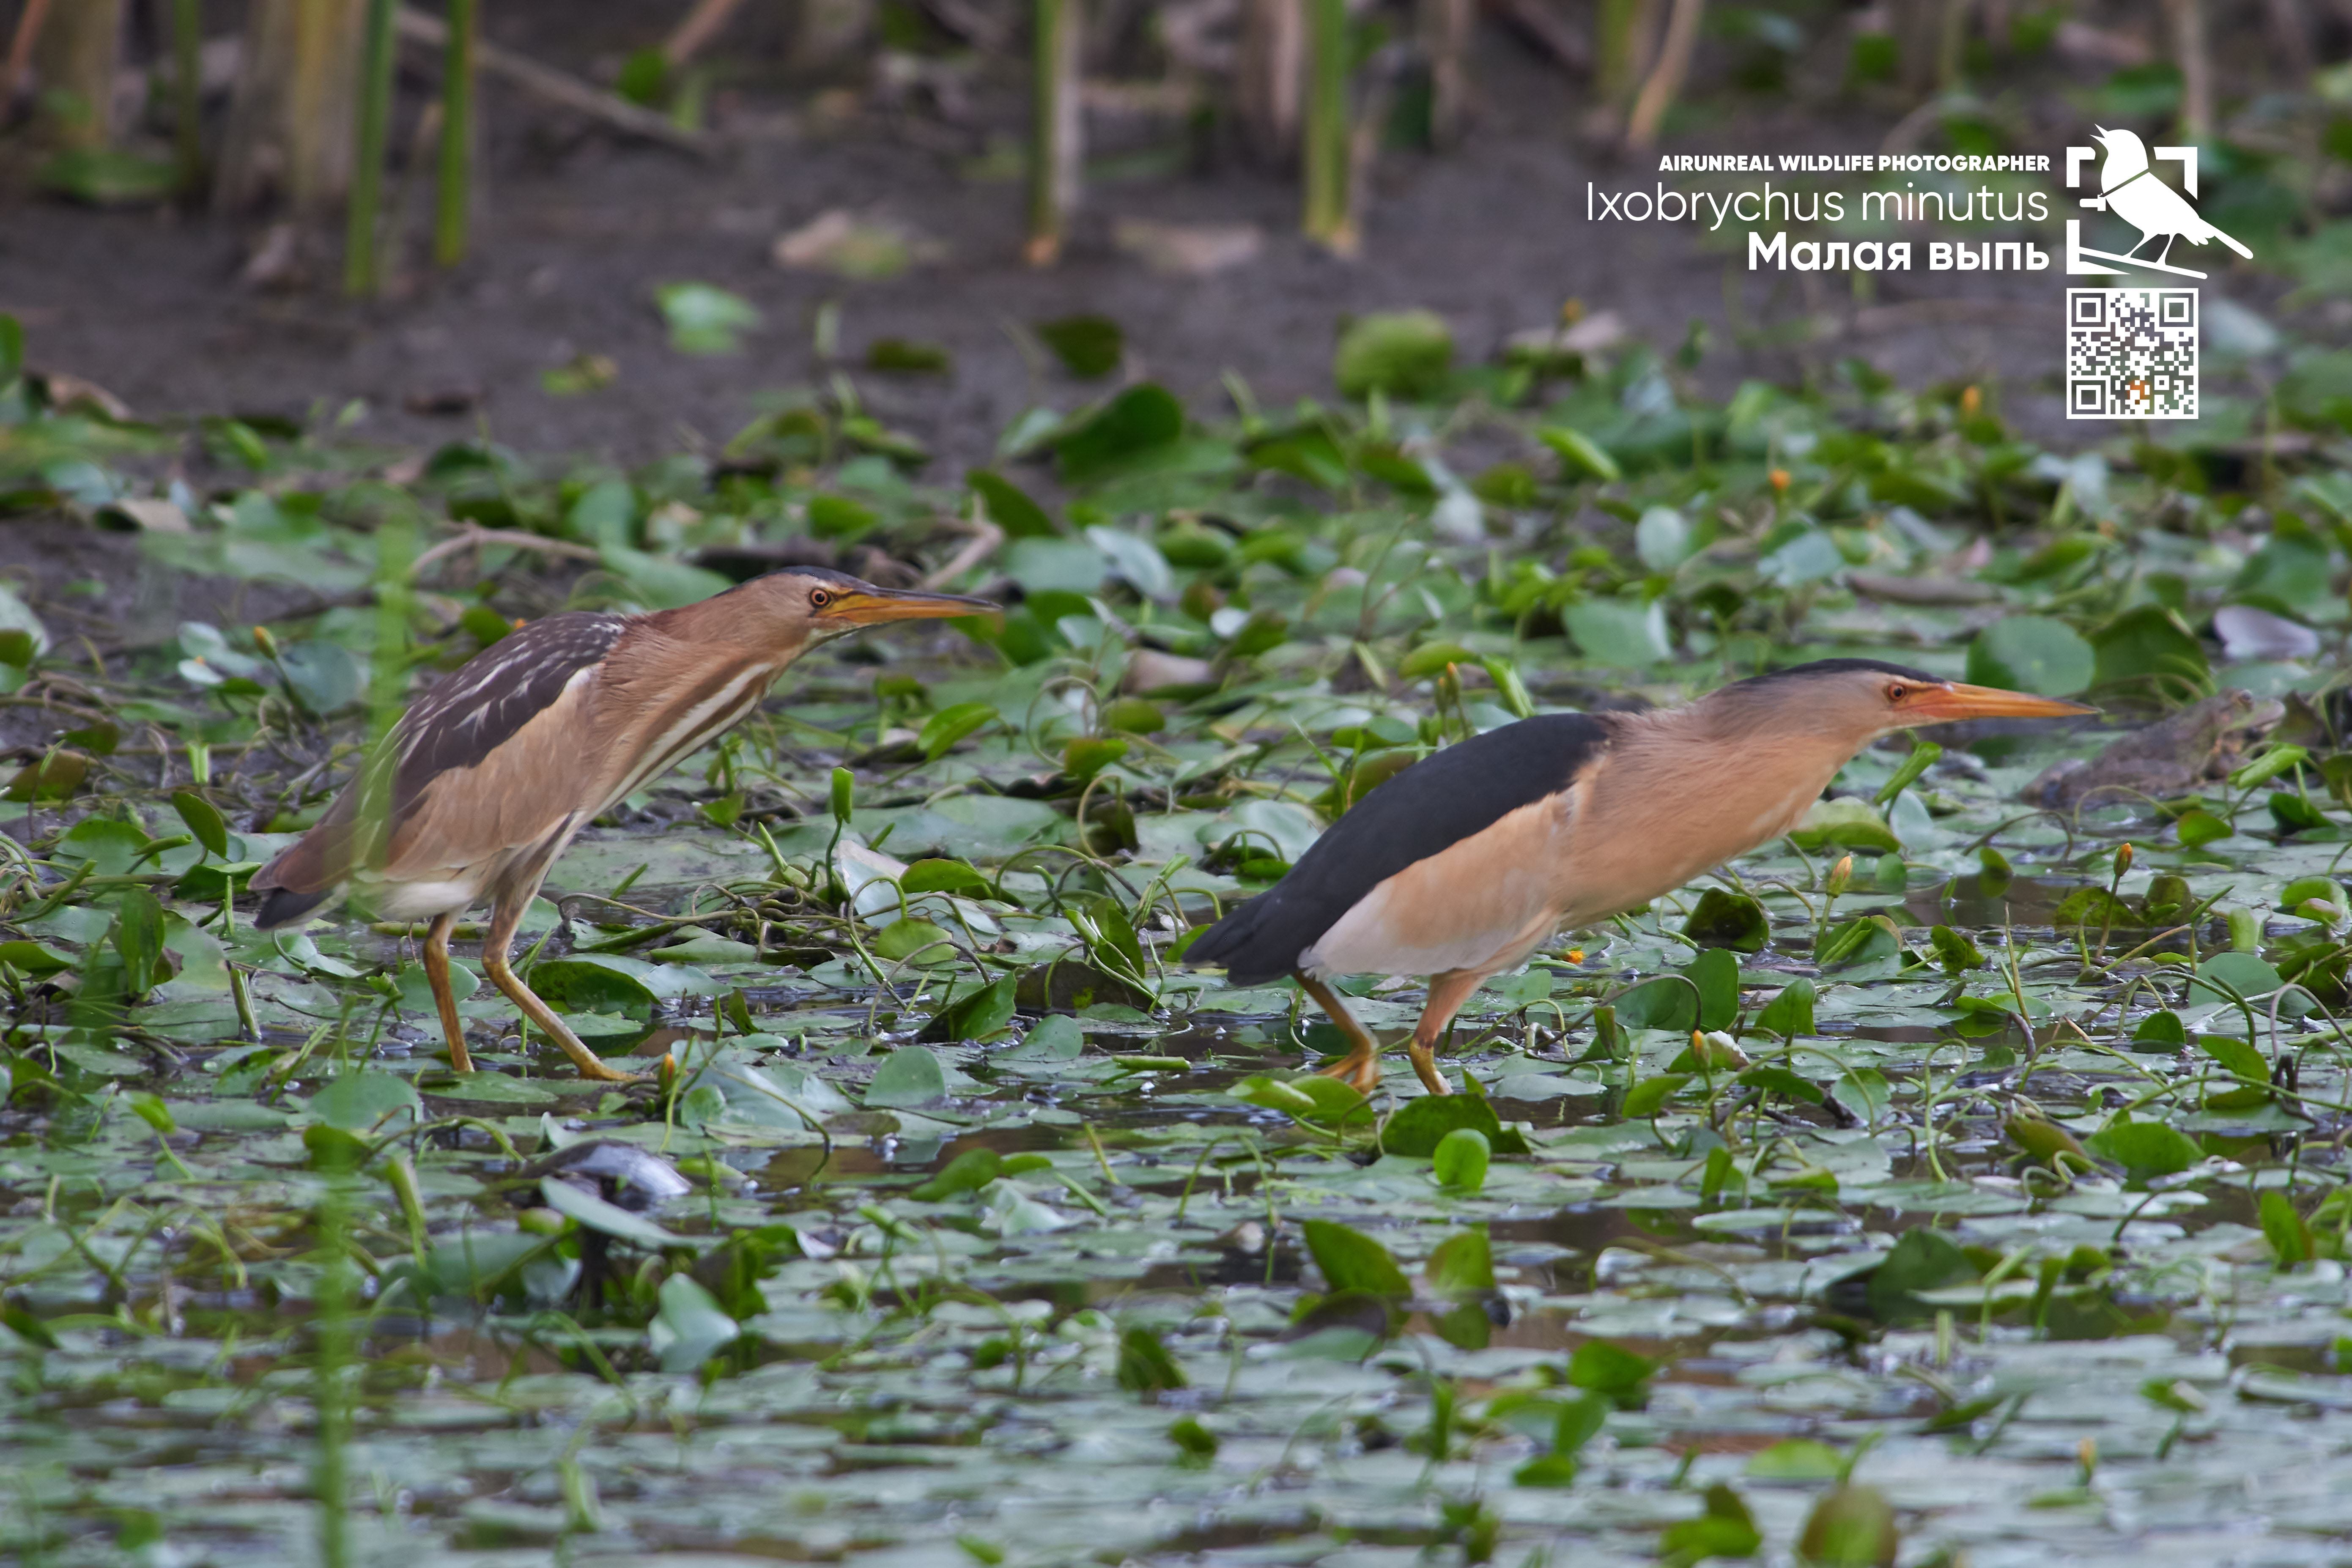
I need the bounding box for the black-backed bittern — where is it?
[1186,659,2093,1094]
[252,567,993,1080]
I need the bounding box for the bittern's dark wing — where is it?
[1187,713,1615,985]
[253,613,629,921]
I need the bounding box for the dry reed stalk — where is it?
[218,0,365,214]
[2160,0,2210,142]
[1623,0,1699,151]
[30,0,122,148]
[1025,0,1082,266]
[1301,0,1349,251]
[1420,0,1473,146]
[1236,0,1301,161]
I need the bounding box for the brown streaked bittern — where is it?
[1186,660,2093,1095]
[252,567,994,1081]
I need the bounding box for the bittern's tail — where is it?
[253,884,336,929]
[1183,899,1291,987]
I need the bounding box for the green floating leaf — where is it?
[1796,1483,1900,1568]
[1755,978,1816,1038]
[968,469,1058,537]
[1562,597,1670,667]
[865,337,952,374]
[1790,798,1901,853]
[112,887,170,995]
[1380,1094,1530,1156]
[1054,384,1184,482]
[1115,1324,1187,1397]
[1621,1074,1692,1118]
[921,972,1018,1043]
[1966,615,2095,697]
[1745,1437,1845,1480]
[1398,640,1478,679]
[911,1148,1002,1201]
[873,918,955,964]
[866,1045,951,1108]
[1036,313,1124,378]
[1333,309,1453,400]
[1615,974,1696,1033]
[1660,1482,1762,1566]
[2090,604,2210,693]
[1538,425,1622,482]
[2175,808,2231,847]
[1432,1128,1491,1192]
[2084,1118,2202,1181]
[1168,1416,1219,1466]
[1929,924,1986,972]
[1682,888,1769,952]
[653,280,763,354]
[1861,1228,1974,1322]
[308,1071,422,1132]
[1566,1340,1655,1406]
[538,1178,684,1248]
[1687,946,1740,1032]
[1301,1218,1411,1296]
[170,789,230,858]
[1425,1227,1494,1293]
[2262,1190,2316,1266]
[649,1274,740,1373]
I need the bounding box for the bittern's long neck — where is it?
[1554,696,1870,922]
[585,616,811,814]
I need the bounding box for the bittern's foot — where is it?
[1317,1050,1382,1095]
[1406,1042,1453,1096]
[546,1035,641,1083]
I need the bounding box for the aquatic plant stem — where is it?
[345,0,397,295]
[314,1173,352,1568]
[170,0,204,192]
[1025,0,1080,265]
[1300,0,1351,253]
[435,0,477,267]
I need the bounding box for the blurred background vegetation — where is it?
[3,0,2346,296]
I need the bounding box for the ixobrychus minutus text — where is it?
[1187,659,2093,1094]
[252,567,993,1080]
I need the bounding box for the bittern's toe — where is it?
[1406,1043,1453,1097]
[1316,1051,1383,1095]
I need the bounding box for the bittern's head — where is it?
[746,567,999,648]
[1713,658,2095,745]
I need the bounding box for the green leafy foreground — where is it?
[8,307,2352,1564]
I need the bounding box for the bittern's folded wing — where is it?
[1186,713,1615,985]
[255,613,628,897]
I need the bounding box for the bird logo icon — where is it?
[2067,128,2251,279]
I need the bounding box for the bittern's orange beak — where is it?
[1903,682,2097,726]
[817,586,1001,626]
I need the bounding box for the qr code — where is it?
[2067,288,2197,420]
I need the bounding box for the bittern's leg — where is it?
[1297,970,1384,1094]
[479,895,639,1083]
[421,910,473,1074]
[1405,969,1491,1097]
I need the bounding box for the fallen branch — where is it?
[662,0,751,63]
[409,525,604,580]
[1480,0,1588,72]
[0,0,53,110]
[393,7,715,157]
[921,518,1004,589]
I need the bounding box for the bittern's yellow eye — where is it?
[809,588,833,609]
[1886,682,1911,703]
